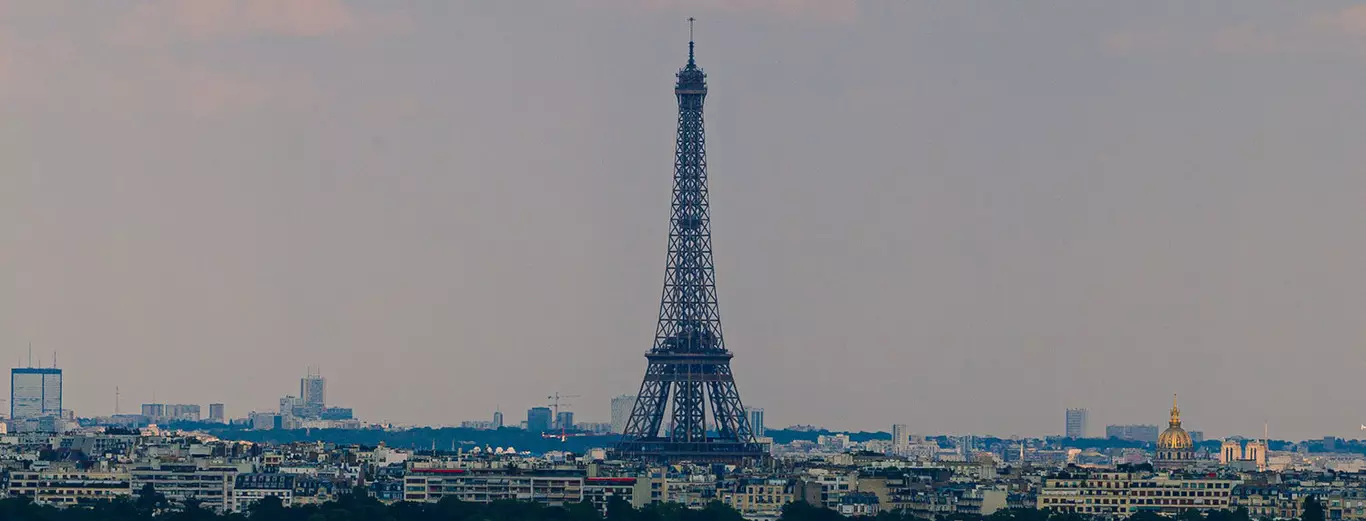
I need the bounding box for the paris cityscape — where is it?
[5,3,1366,521]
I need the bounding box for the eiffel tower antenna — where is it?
[614,29,765,465]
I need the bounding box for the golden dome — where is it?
[1157,394,1193,450]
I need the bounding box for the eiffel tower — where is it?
[613,29,767,465]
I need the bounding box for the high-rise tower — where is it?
[614,31,766,464]
[11,367,61,419]
[301,368,325,409]
[1065,408,1088,438]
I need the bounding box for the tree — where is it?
[986,508,1051,521]
[567,500,604,521]
[1130,512,1167,521]
[135,482,167,514]
[606,498,637,521]
[1046,511,1089,521]
[1303,496,1326,521]
[695,501,744,521]
[1178,509,1206,521]
[435,496,480,521]
[779,501,844,521]
[168,498,218,521]
[249,495,290,521]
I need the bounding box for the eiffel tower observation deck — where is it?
[613,28,768,465]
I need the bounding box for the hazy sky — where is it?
[5,1,1366,440]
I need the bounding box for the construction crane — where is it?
[545,392,581,442]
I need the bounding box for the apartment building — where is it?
[6,468,132,506]
[1233,484,1366,521]
[582,477,642,514]
[231,473,295,513]
[1038,471,1240,517]
[403,468,584,507]
[722,477,798,518]
[131,462,248,512]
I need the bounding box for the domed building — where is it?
[1155,394,1196,469]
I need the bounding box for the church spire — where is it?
[1169,394,1181,427]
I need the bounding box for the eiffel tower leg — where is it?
[670,379,707,443]
[623,361,670,439]
[706,365,752,441]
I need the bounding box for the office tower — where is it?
[493,410,504,429]
[209,403,226,423]
[1106,424,1160,443]
[301,370,325,408]
[892,424,910,449]
[11,368,62,419]
[577,422,612,434]
[615,33,765,465]
[140,403,165,420]
[610,395,636,434]
[166,404,202,421]
[279,396,300,418]
[1065,408,1088,438]
[747,407,765,438]
[556,411,574,431]
[527,407,552,433]
[320,407,352,420]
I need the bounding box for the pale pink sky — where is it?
[5,1,1366,440]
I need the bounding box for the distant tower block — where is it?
[892,424,910,449]
[11,367,62,419]
[301,369,325,408]
[1065,408,1088,438]
[610,395,636,434]
[614,28,765,465]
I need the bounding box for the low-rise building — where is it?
[403,468,584,507]
[231,473,295,513]
[6,468,132,506]
[1038,470,1240,517]
[131,462,247,512]
[723,477,797,518]
[583,477,642,514]
[838,492,881,517]
[798,471,856,510]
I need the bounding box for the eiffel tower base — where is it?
[612,440,769,465]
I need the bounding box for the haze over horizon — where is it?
[5,1,1366,441]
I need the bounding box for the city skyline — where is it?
[0,356,1318,444]
[8,2,1366,439]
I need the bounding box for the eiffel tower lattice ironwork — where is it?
[613,32,767,465]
